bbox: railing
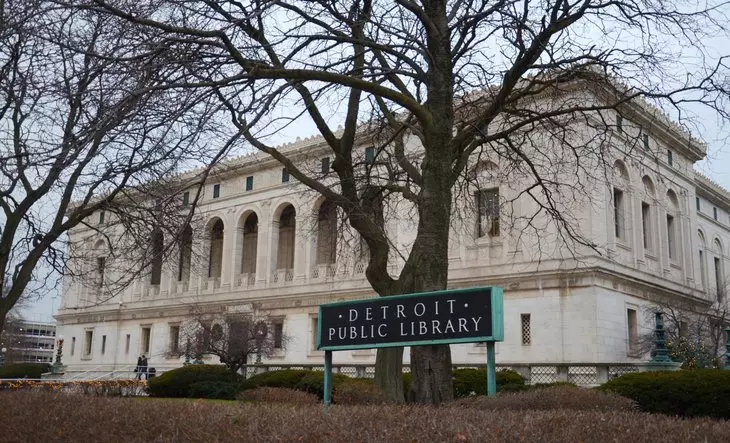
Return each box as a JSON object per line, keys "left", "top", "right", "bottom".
{"left": 272, "top": 268, "right": 294, "bottom": 283}
{"left": 235, "top": 273, "right": 256, "bottom": 288}
{"left": 311, "top": 264, "right": 336, "bottom": 279}
{"left": 53, "top": 362, "right": 646, "bottom": 386}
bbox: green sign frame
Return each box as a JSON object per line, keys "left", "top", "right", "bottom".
{"left": 316, "top": 286, "right": 505, "bottom": 407}
{"left": 317, "top": 286, "right": 504, "bottom": 351}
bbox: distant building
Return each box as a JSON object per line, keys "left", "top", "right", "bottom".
{"left": 2, "top": 319, "right": 56, "bottom": 364}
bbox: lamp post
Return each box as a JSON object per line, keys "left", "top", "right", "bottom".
{"left": 0, "top": 347, "right": 6, "bottom": 368}
{"left": 51, "top": 335, "right": 65, "bottom": 374}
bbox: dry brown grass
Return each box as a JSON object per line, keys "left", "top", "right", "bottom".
{"left": 454, "top": 385, "right": 637, "bottom": 411}
{"left": 2, "top": 391, "right": 729, "bottom": 442}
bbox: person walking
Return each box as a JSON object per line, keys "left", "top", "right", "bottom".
{"left": 135, "top": 355, "right": 143, "bottom": 380}
{"left": 140, "top": 354, "right": 148, "bottom": 380}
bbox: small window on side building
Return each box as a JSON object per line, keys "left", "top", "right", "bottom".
{"left": 321, "top": 157, "right": 330, "bottom": 174}
{"left": 245, "top": 176, "right": 254, "bottom": 191}
{"left": 212, "top": 184, "right": 220, "bottom": 199}
{"left": 282, "top": 168, "right": 290, "bottom": 183}
{"left": 521, "top": 314, "right": 531, "bottom": 345}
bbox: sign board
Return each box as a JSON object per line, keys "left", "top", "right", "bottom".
{"left": 317, "top": 286, "right": 503, "bottom": 351}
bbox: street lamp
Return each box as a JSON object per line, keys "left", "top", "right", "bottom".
{"left": 0, "top": 347, "right": 6, "bottom": 368}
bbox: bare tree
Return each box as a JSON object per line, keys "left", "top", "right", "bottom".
{"left": 177, "top": 307, "right": 290, "bottom": 375}
{"left": 0, "top": 1, "right": 241, "bottom": 333}
{"left": 641, "top": 286, "right": 730, "bottom": 368}
{"left": 85, "top": 0, "right": 730, "bottom": 403}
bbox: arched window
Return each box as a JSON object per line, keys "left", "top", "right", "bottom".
{"left": 665, "top": 190, "right": 679, "bottom": 260}
{"left": 93, "top": 240, "right": 106, "bottom": 289}
{"left": 241, "top": 213, "right": 258, "bottom": 274}
{"left": 612, "top": 160, "right": 630, "bottom": 241}
{"left": 150, "top": 228, "right": 164, "bottom": 285}
{"left": 177, "top": 224, "right": 192, "bottom": 282}
{"left": 698, "top": 230, "right": 707, "bottom": 290}
{"left": 277, "top": 205, "right": 296, "bottom": 270}
{"left": 316, "top": 201, "right": 337, "bottom": 265}
{"left": 208, "top": 219, "right": 224, "bottom": 278}
{"left": 641, "top": 176, "right": 655, "bottom": 252}
{"left": 713, "top": 239, "right": 724, "bottom": 302}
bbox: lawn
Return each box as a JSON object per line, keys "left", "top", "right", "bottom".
{"left": 1, "top": 389, "right": 729, "bottom": 442}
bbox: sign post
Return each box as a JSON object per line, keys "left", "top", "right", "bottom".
{"left": 318, "top": 286, "right": 504, "bottom": 407}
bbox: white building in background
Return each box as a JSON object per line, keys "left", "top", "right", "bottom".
{"left": 55, "top": 88, "right": 730, "bottom": 375}
{"left": 1, "top": 319, "right": 56, "bottom": 364}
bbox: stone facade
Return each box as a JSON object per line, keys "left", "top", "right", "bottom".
{"left": 55, "top": 92, "right": 730, "bottom": 373}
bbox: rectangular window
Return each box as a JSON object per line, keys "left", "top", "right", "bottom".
{"left": 125, "top": 334, "right": 130, "bottom": 355}
{"left": 520, "top": 314, "right": 531, "bottom": 345}
{"left": 212, "top": 184, "right": 220, "bottom": 199}
{"left": 627, "top": 309, "right": 638, "bottom": 354}
{"left": 96, "top": 257, "right": 106, "bottom": 288}
{"left": 321, "top": 157, "right": 330, "bottom": 174}
{"left": 641, "top": 202, "right": 651, "bottom": 251}
{"left": 696, "top": 197, "right": 700, "bottom": 211}
{"left": 99, "top": 211, "right": 105, "bottom": 225}
{"left": 141, "top": 327, "right": 151, "bottom": 355}
{"left": 273, "top": 321, "right": 284, "bottom": 349}
{"left": 245, "top": 176, "right": 254, "bottom": 191}
{"left": 667, "top": 150, "right": 673, "bottom": 167}
{"left": 679, "top": 321, "right": 689, "bottom": 338}
{"left": 713, "top": 207, "right": 718, "bottom": 220}
{"left": 715, "top": 257, "right": 723, "bottom": 301}
{"left": 182, "top": 191, "right": 190, "bottom": 207}
{"left": 477, "top": 188, "right": 500, "bottom": 237}
{"left": 616, "top": 115, "right": 623, "bottom": 133}
{"left": 169, "top": 325, "right": 180, "bottom": 354}
{"left": 365, "top": 147, "right": 375, "bottom": 163}
{"left": 642, "top": 133, "right": 649, "bottom": 151}
{"left": 101, "top": 335, "right": 107, "bottom": 355}
{"left": 71, "top": 337, "right": 76, "bottom": 356}
{"left": 281, "top": 168, "right": 290, "bottom": 183}
{"left": 84, "top": 330, "right": 93, "bottom": 356}
{"left": 666, "top": 214, "right": 676, "bottom": 260}
{"left": 613, "top": 188, "right": 624, "bottom": 239}
{"left": 700, "top": 250, "right": 707, "bottom": 289}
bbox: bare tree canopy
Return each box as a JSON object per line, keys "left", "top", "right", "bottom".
{"left": 55, "top": 0, "right": 730, "bottom": 403}
{"left": 177, "top": 307, "right": 290, "bottom": 375}
{"left": 0, "top": 1, "right": 242, "bottom": 334}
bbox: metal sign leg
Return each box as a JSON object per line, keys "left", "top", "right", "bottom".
{"left": 486, "top": 341, "right": 496, "bottom": 396}
{"left": 324, "top": 350, "right": 333, "bottom": 410}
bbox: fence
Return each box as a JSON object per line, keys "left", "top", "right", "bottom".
{"left": 52, "top": 362, "right": 646, "bottom": 386}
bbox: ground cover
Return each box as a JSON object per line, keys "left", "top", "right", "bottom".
{"left": 1, "top": 390, "right": 729, "bottom": 442}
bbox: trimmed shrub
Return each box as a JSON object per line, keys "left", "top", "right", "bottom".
{"left": 237, "top": 387, "right": 319, "bottom": 404}
{"left": 0, "top": 363, "right": 51, "bottom": 379}
{"left": 294, "top": 371, "right": 350, "bottom": 399}
{"left": 454, "top": 385, "right": 636, "bottom": 411}
{"left": 147, "top": 365, "right": 240, "bottom": 398}
{"left": 188, "top": 381, "right": 239, "bottom": 400}
{"left": 452, "top": 368, "right": 525, "bottom": 397}
{"left": 531, "top": 382, "right": 578, "bottom": 390}
{"left": 334, "top": 378, "right": 387, "bottom": 405}
{"left": 246, "top": 370, "right": 311, "bottom": 390}
{"left": 599, "top": 370, "right": 730, "bottom": 419}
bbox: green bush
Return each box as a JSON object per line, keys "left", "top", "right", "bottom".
{"left": 294, "top": 371, "right": 349, "bottom": 399}
{"left": 599, "top": 370, "right": 730, "bottom": 419}
{"left": 531, "top": 382, "right": 578, "bottom": 390}
{"left": 147, "top": 365, "right": 240, "bottom": 398}
{"left": 0, "top": 363, "right": 51, "bottom": 379}
{"left": 452, "top": 368, "right": 525, "bottom": 397}
{"left": 246, "top": 369, "right": 311, "bottom": 390}
{"left": 334, "top": 378, "right": 387, "bottom": 405}
{"left": 188, "top": 381, "right": 239, "bottom": 400}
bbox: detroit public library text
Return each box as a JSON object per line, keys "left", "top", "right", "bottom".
{"left": 327, "top": 299, "right": 485, "bottom": 341}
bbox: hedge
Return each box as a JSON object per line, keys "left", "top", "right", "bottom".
{"left": 188, "top": 381, "right": 240, "bottom": 400}
{"left": 599, "top": 370, "right": 730, "bottom": 419}
{"left": 147, "top": 365, "right": 241, "bottom": 398}
{"left": 294, "top": 371, "right": 350, "bottom": 399}
{"left": 245, "top": 369, "right": 311, "bottom": 389}
{"left": 0, "top": 363, "right": 51, "bottom": 379}
{"left": 452, "top": 368, "right": 525, "bottom": 397}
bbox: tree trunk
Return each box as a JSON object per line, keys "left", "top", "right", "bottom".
{"left": 375, "top": 346, "right": 404, "bottom": 403}
{"left": 409, "top": 345, "right": 453, "bottom": 403}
